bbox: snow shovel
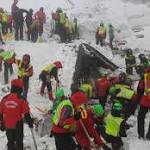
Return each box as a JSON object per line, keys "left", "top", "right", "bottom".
{"left": 30, "top": 128, "right": 38, "bottom": 150}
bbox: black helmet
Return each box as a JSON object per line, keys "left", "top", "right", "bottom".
{"left": 138, "top": 54, "right": 145, "bottom": 59}
{"left": 119, "top": 72, "right": 127, "bottom": 82}
{"left": 126, "top": 48, "right": 132, "bottom": 55}
{"left": 29, "top": 9, "right": 33, "bottom": 13}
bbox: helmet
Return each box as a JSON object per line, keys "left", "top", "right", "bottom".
{"left": 11, "top": 79, "right": 24, "bottom": 88}
{"left": 100, "top": 22, "right": 104, "bottom": 26}
{"left": 23, "top": 54, "right": 30, "bottom": 63}
{"left": 53, "top": 61, "right": 62, "bottom": 68}
{"left": 91, "top": 104, "right": 104, "bottom": 116}
{"left": 70, "top": 91, "right": 88, "bottom": 107}
{"left": 109, "top": 86, "right": 117, "bottom": 96}
{"left": 119, "top": 72, "right": 126, "bottom": 81}
{"left": 126, "top": 49, "right": 132, "bottom": 55}
{"left": 55, "top": 87, "right": 64, "bottom": 98}
{"left": 29, "top": 9, "right": 33, "bottom": 13}
{"left": 138, "top": 53, "right": 145, "bottom": 59}
{"left": 101, "top": 70, "right": 108, "bottom": 76}
{"left": 113, "top": 102, "right": 123, "bottom": 111}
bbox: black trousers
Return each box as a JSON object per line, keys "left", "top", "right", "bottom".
{"left": 14, "top": 22, "right": 23, "bottom": 40}
{"left": 53, "top": 133, "right": 77, "bottom": 150}
{"left": 4, "top": 62, "right": 13, "bottom": 84}
{"left": 39, "top": 71, "right": 52, "bottom": 94}
{"left": 6, "top": 121, "right": 24, "bottom": 150}
{"left": 137, "top": 105, "right": 150, "bottom": 138}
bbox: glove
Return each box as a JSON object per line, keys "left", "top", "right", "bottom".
{"left": 74, "top": 111, "right": 81, "bottom": 120}
{"left": 102, "top": 143, "right": 112, "bottom": 150}
{"left": 28, "top": 119, "right": 33, "bottom": 128}
{"left": 0, "top": 121, "right": 5, "bottom": 131}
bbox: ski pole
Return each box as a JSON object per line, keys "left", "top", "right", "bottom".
{"left": 30, "top": 128, "right": 38, "bottom": 150}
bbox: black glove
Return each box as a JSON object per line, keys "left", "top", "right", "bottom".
{"left": 74, "top": 111, "right": 81, "bottom": 121}
{"left": 102, "top": 143, "right": 112, "bottom": 150}
{"left": 28, "top": 118, "right": 33, "bottom": 128}
{"left": 0, "top": 121, "right": 5, "bottom": 131}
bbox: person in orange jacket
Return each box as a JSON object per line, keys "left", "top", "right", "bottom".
{"left": 137, "top": 66, "right": 150, "bottom": 139}
{"left": 70, "top": 90, "right": 111, "bottom": 150}
{"left": 0, "top": 79, "right": 33, "bottom": 150}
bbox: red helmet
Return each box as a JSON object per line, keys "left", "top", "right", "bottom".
{"left": 70, "top": 91, "right": 88, "bottom": 107}
{"left": 53, "top": 61, "right": 62, "bottom": 68}
{"left": 23, "top": 54, "right": 30, "bottom": 63}
{"left": 11, "top": 79, "right": 24, "bottom": 88}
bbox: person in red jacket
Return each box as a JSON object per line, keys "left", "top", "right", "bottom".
{"left": 34, "top": 7, "right": 46, "bottom": 36}
{"left": 70, "top": 90, "right": 111, "bottom": 150}
{"left": 0, "top": 79, "right": 33, "bottom": 150}
{"left": 137, "top": 66, "right": 150, "bottom": 140}
{"left": 95, "top": 72, "right": 111, "bottom": 107}
{"left": 51, "top": 88, "right": 78, "bottom": 150}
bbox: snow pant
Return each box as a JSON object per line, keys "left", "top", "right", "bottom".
{"left": 0, "top": 32, "right": 4, "bottom": 44}
{"left": 14, "top": 22, "right": 23, "bottom": 40}
{"left": 53, "top": 132, "right": 78, "bottom": 150}
{"left": 109, "top": 37, "right": 114, "bottom": 50}
{"left": 6, "top": 120, "right": 23, "bottom": 150}
{"left": 137, "top": 105, "right": 150, "bottom": 139}
{"left": 96, "top": 36, "right": 105, "bottom": 46}
{"left": 22, "top": 77, "right": 29, "bottom": 99}
{"left": 59, "top": 24, "right": 66, "bottom": 43}
{"left": 4, "top": 62, "right": 13, "bottom": 84}
{"left": 105, "top": 134, "right": 123, "bottom": 150}
{"left": 26, "top": 24, "right": 31, "bottom": 40}
{"left": 31, "top": 29, "right": 38, "bottom": 42}
{"left": 38, "top": 22, "right": 43, "bottom": 36}
{"left": 39, "top": 71, "right": 53, "bottom": 100}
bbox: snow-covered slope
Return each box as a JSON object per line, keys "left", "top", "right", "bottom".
{"left": 0, "top": 0, "right": 150, "bottom": 150}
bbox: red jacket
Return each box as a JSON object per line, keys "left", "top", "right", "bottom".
{"left": 0, "top": 93, "right": 29, "bottom": 128}
{"left": 95, "top": 77, "right": 111, "bottom": 97}
{"left": 35, "top": 10, "right": 46, "bottom": 23}
{"left": 75, "top": 109, "right": 103, "bottom": 149}
{"left": 137, "top": 80, "right": 150, "bottom": 108}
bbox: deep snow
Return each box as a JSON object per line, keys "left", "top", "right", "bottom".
{"left": 0, "top": 0, "right": 150, "bottom": 150}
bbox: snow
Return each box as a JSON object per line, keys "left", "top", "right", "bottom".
{"left": 0, "top": 0, "right": 150, "bottom": 149}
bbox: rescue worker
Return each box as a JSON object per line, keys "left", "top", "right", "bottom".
{"left": 95, "top": 71, "right": 111, "bottom": 107}
{"left": 79, "top": 80, "right": 94, "bottom": 99}
{"left": 51, "top": 88, "right": 78, "bottom": 150}
{"left": 137, "top": 66, "right": 150, "bottom": 139}
{"left": 0, "top": 79, "right": 33, "bottom": 150}
{"left": 125, "top": 49, "right": 136, "bottom": 75}
{"left": 105, "top": 102, "right": 130, "bottom": 150}
{"left": 136, "top": 54, "right": 150, "bottom": 77}
{"left": 39, "top": 61, "right": 62, "bottom": 100}
{"left": 58, "top": 9, "right": 66, "bottom": 43}
{"left": 109, "top": 72, "right": 137, "bottom": 119}
{"left": 15, "top": 54, "right": 33, "bottom": 99}
{"left": 0, "top": 49, "right": 15, "bottom": 84}
{"left": 108, "top": 24, "right": 114, "bottom": 50}
{"left": 25, "top": 9, "right": 33, "bottom": 41}
{"left": 70, "top": 90, "right": 111, "bottom": 150}
{"left": 96, "top": 22, "right": 107, "bottom": 46}
{"left": 0, "top": 17, "right": 5, "bottom": 44}
{"left": 35, "top": 7, "right": 46, "bottom": 36}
